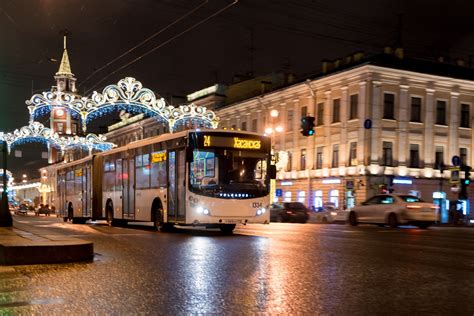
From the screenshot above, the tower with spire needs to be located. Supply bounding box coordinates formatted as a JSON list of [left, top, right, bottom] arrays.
[[48, 35, 81, 163]]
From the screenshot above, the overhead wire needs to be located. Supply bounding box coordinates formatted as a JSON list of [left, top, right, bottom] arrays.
[[84, 0, 239, 95], [79, 0, 209, 88]]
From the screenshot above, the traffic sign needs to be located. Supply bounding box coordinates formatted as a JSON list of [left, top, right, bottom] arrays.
[[275, 189, 282, 197], [450, 167, 460, 184], [452, 155, 461, 166]]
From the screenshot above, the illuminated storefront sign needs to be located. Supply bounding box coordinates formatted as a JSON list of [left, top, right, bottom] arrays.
[[393, 177, 413, 185], [151, 151, 166, 163], [322, 178, 341, 184], [281, 181, 293, 186]]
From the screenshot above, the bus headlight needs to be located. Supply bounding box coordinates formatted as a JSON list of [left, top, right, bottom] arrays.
[[196, 206, 210, 215], [256, 208, 266, 216]]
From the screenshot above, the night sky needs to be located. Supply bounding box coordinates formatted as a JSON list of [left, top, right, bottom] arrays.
[[1, 0, 473, 177]]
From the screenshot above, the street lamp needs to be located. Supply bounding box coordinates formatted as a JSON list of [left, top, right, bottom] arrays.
[[0, 141, 12, 227]]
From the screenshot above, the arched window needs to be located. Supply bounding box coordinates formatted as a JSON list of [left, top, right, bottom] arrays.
[[329, 190, 339, 208]]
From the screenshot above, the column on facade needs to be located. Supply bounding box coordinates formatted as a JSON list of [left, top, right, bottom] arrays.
[[235, 113, 241, 131], [292, 98, 300, 170], [448, 91, 460, 160], [279, 102, 286, 152], [339, 86, 348, 167], [369, 81, 382, 165], [398, 85, 409, 167], [255, 110, 262, 133], [423, 88, 435, 168], [324, 90, 331, 168], [357, 81, 367, 166]]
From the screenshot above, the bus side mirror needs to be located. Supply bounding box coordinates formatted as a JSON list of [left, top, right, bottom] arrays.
[[269, 165, 277, 179]]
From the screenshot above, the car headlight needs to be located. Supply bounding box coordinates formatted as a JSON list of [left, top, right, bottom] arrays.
[[330, 212, 337, 216]]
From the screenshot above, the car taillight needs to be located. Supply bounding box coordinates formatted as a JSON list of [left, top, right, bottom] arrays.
[[430, 205, 439, 210], [406, 205, 421, 209], [286, 211, 293, 214]]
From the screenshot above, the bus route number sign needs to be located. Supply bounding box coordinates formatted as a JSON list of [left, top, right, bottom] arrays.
[[203, 135, 261, 150]]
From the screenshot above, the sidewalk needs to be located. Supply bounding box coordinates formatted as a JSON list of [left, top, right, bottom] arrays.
[[0, 217, 93, 265]]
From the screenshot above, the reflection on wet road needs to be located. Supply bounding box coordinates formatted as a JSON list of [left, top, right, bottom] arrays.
[[2, 217, 474, 314]]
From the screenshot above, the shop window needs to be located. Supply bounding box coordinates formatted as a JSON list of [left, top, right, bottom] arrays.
[[297, 191, 305, 203], [329, 190, 339, 208], [284, 191, 292, 202], [314, 190, 323, 209]]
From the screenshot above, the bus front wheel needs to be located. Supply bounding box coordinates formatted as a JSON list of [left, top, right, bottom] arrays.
[[220, 224, 236, 234]]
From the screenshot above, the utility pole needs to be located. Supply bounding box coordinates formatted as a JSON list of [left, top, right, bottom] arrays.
[[0, 141, 12, 227]]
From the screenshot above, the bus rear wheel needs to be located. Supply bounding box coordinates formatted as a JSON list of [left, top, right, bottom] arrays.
[[153, 209, 163, 231], [220, 224, 236, 234]]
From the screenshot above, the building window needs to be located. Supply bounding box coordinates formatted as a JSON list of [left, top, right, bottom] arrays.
[[252, 119, 257, 132], [409, 144, 420, 168], [317, 103, 324, 126], [436, 100, 447, 125], [301, 106, 307, 118], [284, 191, 292, 202], [349, 94, 358, 120], [332, 144, 339, 168], [383, 93, 395, 119], [231, 124, 237, 130], [435, 146, 444, 170], [382, 142, 393, 166], [410, 97, 422, 122], [349, 142, 357, 166], [460, 148, 468, 166], [287, 110, 294, 131], [329, 190, 339, 208], [241, 121, 247, 131], [332, 99, 340, 123], [314, 190, 323, 209], [56, 123, 64, 133], [297, 191, 305, 203], [300, 149, 306, 170], [460, 104, 470, 128], [287, 151, 292, 171], [316, 147, 323, 169]]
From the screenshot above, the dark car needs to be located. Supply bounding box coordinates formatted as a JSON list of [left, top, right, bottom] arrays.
[[270, 202, 310, 223]]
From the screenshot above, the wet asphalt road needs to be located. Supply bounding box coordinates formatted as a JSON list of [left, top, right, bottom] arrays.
[[2, 215, 474, 315]]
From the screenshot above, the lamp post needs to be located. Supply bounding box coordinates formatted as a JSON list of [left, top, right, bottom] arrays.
[[0, 141, 12, 227], [265, 109, 283, 203]]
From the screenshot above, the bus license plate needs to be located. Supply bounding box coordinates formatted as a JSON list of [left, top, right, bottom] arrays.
[[224, 219, 242, 224]]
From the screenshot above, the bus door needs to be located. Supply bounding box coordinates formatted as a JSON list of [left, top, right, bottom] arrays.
[[81, 166, 89, 217], [167, 149, 186, 222], [121, 158, 135, 220]]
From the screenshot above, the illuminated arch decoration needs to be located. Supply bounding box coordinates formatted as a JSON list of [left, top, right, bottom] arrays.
[[0, 122, 115, 154], [26, 77, 219, 133]]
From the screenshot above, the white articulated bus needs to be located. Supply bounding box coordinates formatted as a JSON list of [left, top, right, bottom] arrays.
[[56, 129, 275, 233]]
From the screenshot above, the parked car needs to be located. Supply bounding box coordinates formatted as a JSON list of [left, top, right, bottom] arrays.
[[311, 204, 350, 224], [270, 202, 310, 223], [35, 204, 51, 216], [348, 194, 438, 228]]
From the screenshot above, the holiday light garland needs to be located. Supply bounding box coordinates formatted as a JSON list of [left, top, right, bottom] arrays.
[[0, 122, 115, 154], [26, 77, 220, 132]]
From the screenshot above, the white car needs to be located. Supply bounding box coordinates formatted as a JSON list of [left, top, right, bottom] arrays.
[[348, 194, 438, 228]]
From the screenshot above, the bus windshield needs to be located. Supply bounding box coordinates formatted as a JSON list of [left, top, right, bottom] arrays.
[[189, 149, 269, 199]]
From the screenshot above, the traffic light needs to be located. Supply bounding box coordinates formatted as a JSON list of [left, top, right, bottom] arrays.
[[464, 166, 471, 186], [300, 116, 315, 136]]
